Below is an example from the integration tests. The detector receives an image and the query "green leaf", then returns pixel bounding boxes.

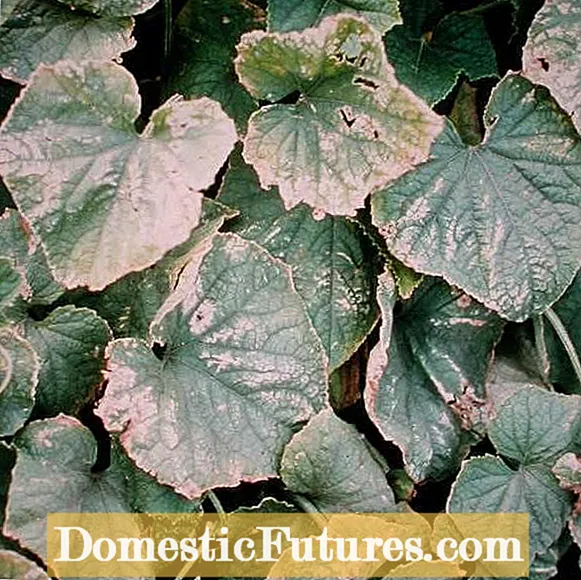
[372,74,581,321]
[448,386,581,558]
[0,550,49,580]
[96,234,327,498]
[0,328,38,437]
[0,210,65,306]
[165,0,264,132]
[0,61,237,290]
[55,0,159,17]
[218,150,380,371]
[544,271,581,390]
[365,272,503,481]
[0,0,135,83]
[449,456,571,560]
[69,198,236,340]
[267,0,401,34]
[397,0,443,36]
[17,306,111,418]
[235,15,443,216]
[0,258,23,320]
[4,415,197,562]
[280,408,396,512]
[491,387,581,466]
[522,0,581,132]
[384,14,497,106]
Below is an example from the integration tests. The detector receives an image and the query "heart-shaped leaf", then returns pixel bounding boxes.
[235,15,443,216]
[373,74,581,321]
[0,61,237,290]
[448,386,581,558]
[97,234,327,498]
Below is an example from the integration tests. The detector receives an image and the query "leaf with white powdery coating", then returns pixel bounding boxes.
[0,0,135,83]
[97,234,327,499]
[373,74,581,321]
[235,15,443,216]
[56,0,159,17]
[4,415,196,564]
[280,408,396,512]
[218,150,380,371]
[0,61,237,290]
[267,0,401,34]
[448,386,581,558]
[365,272,503,482]
[522,0,581,132]
[18,306,111,418]
[0,328,38,437]
[165,0,264,132]
[0,550,49,580]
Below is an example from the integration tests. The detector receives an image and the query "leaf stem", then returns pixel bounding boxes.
[163,0,173,64]
[532,315,551,381]
[544,307,581,389]
[457,0,509,16]
[206,489,225,515]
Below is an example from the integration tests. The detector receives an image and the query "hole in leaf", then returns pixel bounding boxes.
[152,342,167,361]
[537,57,550,72]
[354,76,379,90]
[340,108,356,128]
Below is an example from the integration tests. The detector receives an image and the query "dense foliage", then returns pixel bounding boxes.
[0,0,581,578]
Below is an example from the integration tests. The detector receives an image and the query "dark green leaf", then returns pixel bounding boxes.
[385,14,497,106]
[365,272,503,481]
[165,0,264,132]
[280,408,396,512]
[19,306,111,417]
[218,150,380,371]
[449,386,581,558]
[0,210,65,306]
[373,74,581,321]
[267,0,401,34]
[0,0,135,83]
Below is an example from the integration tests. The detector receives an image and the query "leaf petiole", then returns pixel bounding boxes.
[544,307,581,390]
